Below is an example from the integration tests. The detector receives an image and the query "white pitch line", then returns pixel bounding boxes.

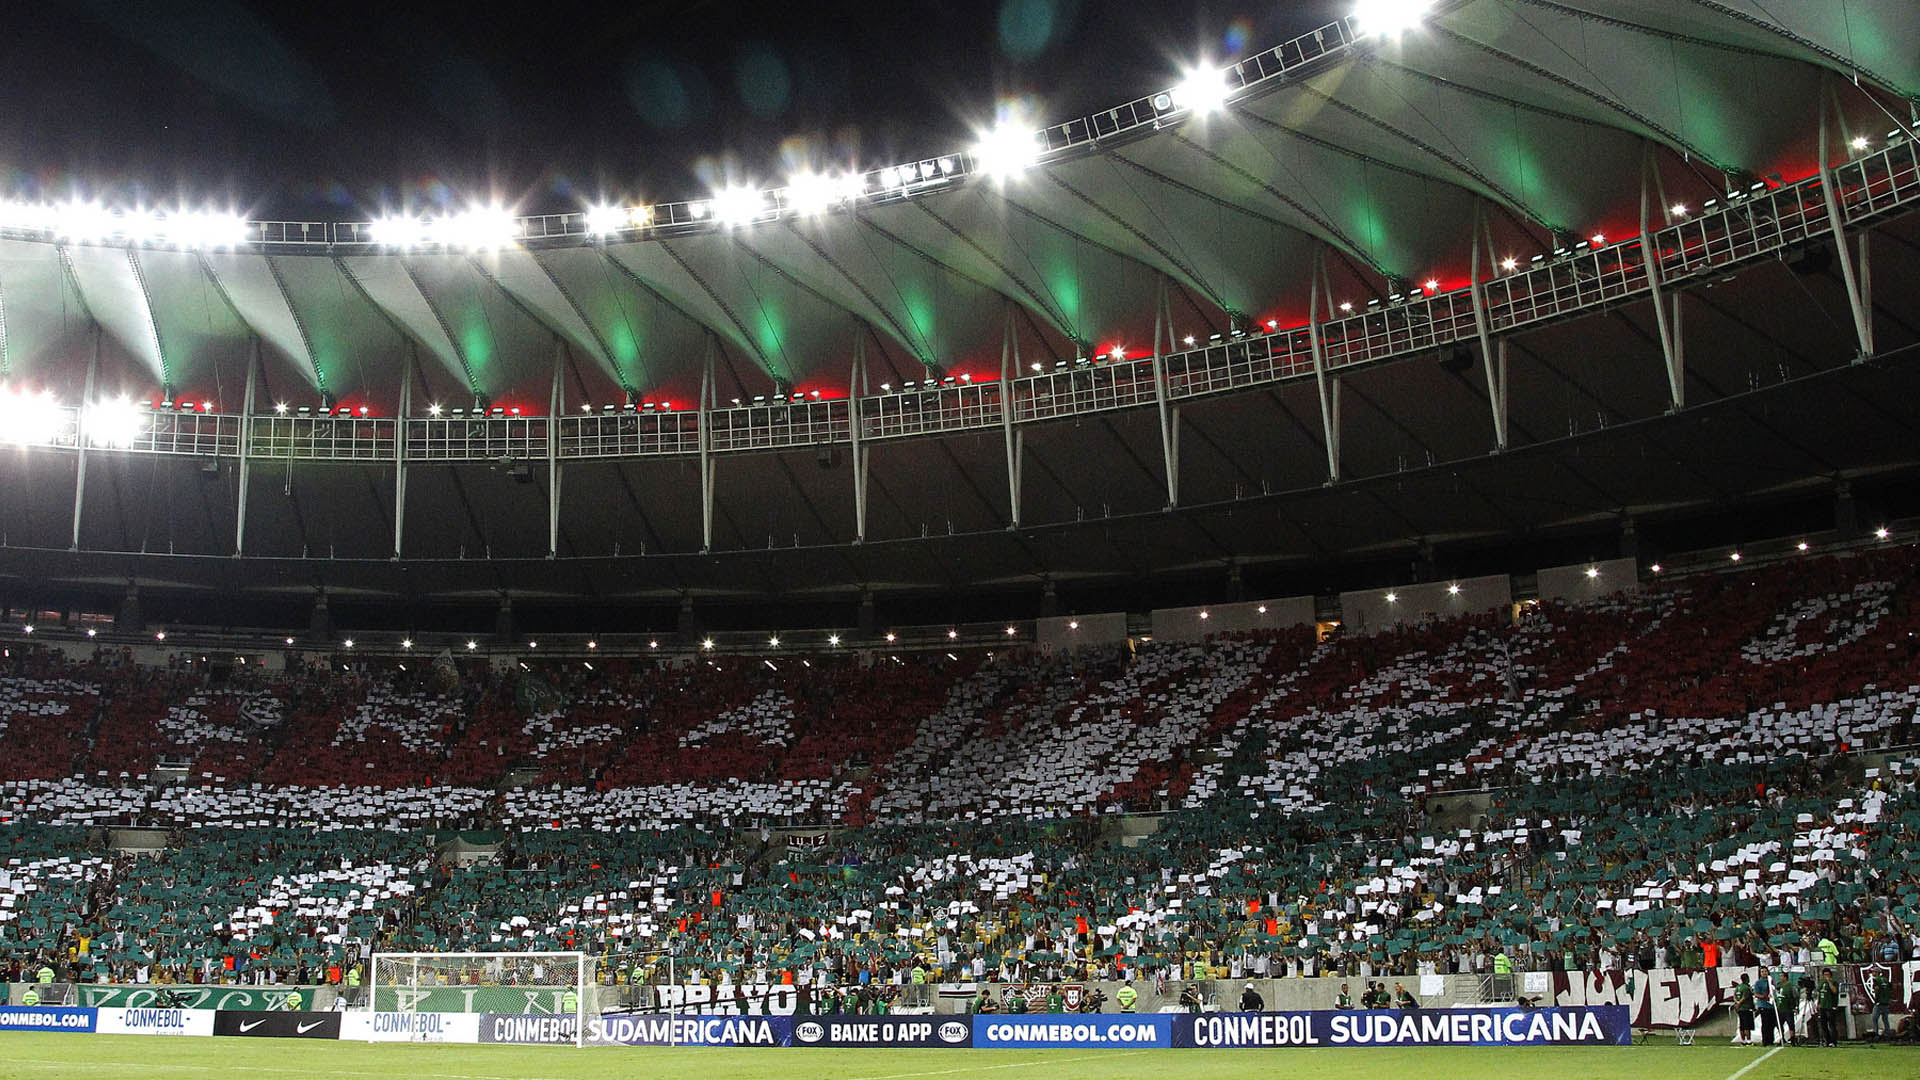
[843,1050,1151,1080]
[1723,1044,1784,1080]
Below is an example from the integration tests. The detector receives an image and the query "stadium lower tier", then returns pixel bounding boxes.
[4,754,1916,990]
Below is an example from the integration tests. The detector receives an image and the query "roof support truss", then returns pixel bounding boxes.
[1819,88,1878,361]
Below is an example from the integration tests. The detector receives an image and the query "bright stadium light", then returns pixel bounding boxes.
[0,387,64,446]
[1352,0,1435,37]
[971,123,1041,181]
[711,186,770,228]
[1171,65,1232,115]
[583,203,628,238]
[827,634,840,646]
[785,171,862,216]
[0,201,53,233]
[1670,203,1689,217]
[432,205,519,250]
[85,396,146,448]
[370,215,426,249]
[166,210,250,250]
[53,200,116,243]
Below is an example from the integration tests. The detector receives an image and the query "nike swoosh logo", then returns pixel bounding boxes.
[238,1020,267,1032]
[296,1021,325,1034]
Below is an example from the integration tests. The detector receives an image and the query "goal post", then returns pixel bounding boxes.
[368,950,589,1047]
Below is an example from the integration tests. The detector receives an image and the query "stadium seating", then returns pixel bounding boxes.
[3,544,1918,986]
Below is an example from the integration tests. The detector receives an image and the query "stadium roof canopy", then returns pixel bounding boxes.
[1,0,1919,624]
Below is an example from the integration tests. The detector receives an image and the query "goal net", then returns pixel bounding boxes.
[369,951,589,1046]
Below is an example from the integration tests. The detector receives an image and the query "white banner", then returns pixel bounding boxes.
[95,1008,215,1037]
[340,1011,481,1044]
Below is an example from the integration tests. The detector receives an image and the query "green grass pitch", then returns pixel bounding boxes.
[1,1034,1918,1080]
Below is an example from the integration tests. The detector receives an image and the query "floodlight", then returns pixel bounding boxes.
[169,211,250,250]
[428,403,443,417]
[1874,526,1890,540]
[432,205,519,250]
[971,124,1042,180]
[1729,551,1742,562]
[1171,65,1232,115]
[0,201,52,232]
[827,634,840,646]
[1670,204,1688,217]
[1352,0,1435,37]
[1424,279,1439,291]
[1500,257,1518,272]
[1850,135,1870,151]
[54,200,115,243]
[768,635,781,647]
[584,203,628,238]
[702,638,715,650]
[946,629,958,640]
[1447,584,1460,596]
[402,638,413,648]
[1584,566,1599,579]
[1338,301,1353,312]
[343,639,354,648]
[1590,233,1606,246]
[0,387,64,446]
[123,209,166,245]
[1385,591,1398,602]
[466,640,478,650]
[370,215,426,249]
[785,172,846,216]
[711,186,769,228]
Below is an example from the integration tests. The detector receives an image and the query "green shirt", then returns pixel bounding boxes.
[21,989,40,1007]
[1046,991,1064,1013]
[36,967,55,984]
[1493,954,1512,974]
[1818,983,1838,1010]
[1115,985,1137,1011]
[285,992,303,1011]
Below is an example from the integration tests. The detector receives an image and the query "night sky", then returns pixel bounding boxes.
[0,1,1346,222]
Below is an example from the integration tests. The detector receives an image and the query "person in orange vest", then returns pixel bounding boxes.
[1700,936,1720,968]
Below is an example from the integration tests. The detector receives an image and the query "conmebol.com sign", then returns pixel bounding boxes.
[974,1016,1173,1048]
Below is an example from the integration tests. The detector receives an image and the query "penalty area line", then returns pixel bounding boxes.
[843,1050,1151,1080]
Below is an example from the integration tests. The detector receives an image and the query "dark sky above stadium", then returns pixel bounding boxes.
[1,0,1344,221]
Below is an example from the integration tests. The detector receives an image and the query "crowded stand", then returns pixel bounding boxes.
[2,543,1918,1003]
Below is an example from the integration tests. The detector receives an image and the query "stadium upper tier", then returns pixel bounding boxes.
[1,1,1919,610]
[3,542,1916,828]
